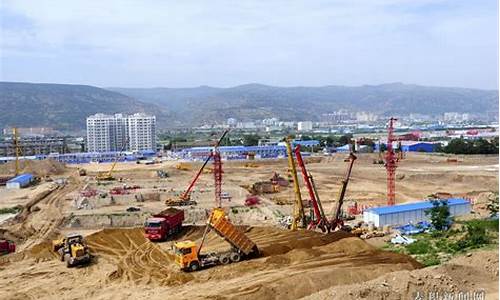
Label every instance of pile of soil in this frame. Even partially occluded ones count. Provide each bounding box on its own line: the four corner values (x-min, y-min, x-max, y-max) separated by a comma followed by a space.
0, 159, 66, 176
303, 249, 499, 300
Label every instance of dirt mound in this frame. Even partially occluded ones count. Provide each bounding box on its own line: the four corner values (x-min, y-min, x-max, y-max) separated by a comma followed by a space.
248, 226, 353, 256
0, 240, 57, 266
0, 159, 66, 176
303, 249, 498, 300
86, 228, 193, 286
214, 235, 421, 300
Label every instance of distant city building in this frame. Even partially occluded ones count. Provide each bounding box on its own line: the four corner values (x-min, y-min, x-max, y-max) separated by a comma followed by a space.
297, 121, 313, 132
262, 118, 279, 126
443, 112, 470, 123
2, 127, 56, 136
355, 112, 378, 122
86, 113, 156, 152
0, 136, 68, 156
321, 110, 353, 124
279, 121, 295, 128
226, 118, 237, 127
236, 121, 256, 129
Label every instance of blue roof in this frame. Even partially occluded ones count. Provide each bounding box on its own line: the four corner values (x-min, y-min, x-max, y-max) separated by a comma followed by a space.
184, 145, 287, 153
293, 140, 320, 146
366, 198, 470, 215
7, 173, 34, 183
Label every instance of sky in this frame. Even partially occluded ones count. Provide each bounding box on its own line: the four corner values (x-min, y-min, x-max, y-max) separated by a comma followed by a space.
0, 0, 498, 89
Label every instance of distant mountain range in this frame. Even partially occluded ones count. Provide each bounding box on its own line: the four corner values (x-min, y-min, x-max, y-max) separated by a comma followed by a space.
0, 81, 497, 131
0, 82, 172, 131
110, 83, 498, 124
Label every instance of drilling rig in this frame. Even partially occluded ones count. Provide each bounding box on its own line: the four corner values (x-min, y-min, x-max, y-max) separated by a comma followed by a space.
294, 145, 329, 232
285, 140, 306, 231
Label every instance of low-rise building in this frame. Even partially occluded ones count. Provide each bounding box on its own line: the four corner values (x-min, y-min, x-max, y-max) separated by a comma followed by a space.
363, 198, 471, 227
6, 173, 34, 189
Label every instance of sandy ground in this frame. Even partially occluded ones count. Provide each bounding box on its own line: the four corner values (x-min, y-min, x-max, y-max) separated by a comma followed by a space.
58, 152, 499, 225
303, 248, 499, 300
0, 227, 421, 300
0, 153, 497, 299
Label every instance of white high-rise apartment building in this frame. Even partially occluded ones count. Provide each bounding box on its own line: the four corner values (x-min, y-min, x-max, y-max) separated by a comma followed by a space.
86, 114, 119, 152
86, 113, 156, 152
128, 113, 156, 151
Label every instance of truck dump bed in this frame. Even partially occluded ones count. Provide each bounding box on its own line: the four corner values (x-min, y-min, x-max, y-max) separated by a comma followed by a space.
208, 208, 258, 256
154, 208, 184, 224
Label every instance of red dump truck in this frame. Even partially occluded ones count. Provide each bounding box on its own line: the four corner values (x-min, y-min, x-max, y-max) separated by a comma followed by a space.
0, 239, 15, 255
144, 208, 184, 241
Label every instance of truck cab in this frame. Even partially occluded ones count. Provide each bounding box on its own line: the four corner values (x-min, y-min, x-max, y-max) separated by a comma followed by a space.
174, 240, 200, 271
0, 239, 15, 255
144, 217, 167, 241
144, 208, 184, 241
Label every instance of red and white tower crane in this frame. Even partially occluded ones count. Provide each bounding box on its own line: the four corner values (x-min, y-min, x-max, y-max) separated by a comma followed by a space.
385, 117, 398, 206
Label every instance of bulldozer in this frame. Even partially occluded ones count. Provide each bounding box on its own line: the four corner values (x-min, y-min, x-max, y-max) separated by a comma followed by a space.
175, 162, 192, 171
52, 233, 91, 268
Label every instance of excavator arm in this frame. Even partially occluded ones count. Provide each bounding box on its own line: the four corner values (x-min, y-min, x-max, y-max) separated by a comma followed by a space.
96, 138, 129, 181
331, 152, 357, 230
179, 130, 229, 202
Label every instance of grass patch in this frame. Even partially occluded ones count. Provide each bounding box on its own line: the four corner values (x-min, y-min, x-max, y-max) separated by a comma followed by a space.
406, 240, 433, 255
383, 218, 498, 266
0, 206, 22, 215
419, 253, 441, 267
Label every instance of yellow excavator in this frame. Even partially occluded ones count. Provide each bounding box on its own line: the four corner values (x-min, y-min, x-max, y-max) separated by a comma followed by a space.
96, 139, 128, 181
52, 233, 91, 268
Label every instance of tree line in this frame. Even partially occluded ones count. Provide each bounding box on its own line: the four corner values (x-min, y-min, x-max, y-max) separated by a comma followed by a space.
438, 137, 498, 155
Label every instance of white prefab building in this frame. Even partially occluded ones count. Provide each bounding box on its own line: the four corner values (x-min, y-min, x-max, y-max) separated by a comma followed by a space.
363, 198, 471, 227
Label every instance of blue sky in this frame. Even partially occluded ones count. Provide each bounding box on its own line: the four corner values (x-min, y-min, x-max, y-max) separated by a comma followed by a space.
0, 0, 498, 89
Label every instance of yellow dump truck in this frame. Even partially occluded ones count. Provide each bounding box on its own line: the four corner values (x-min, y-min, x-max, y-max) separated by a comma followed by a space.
52, 233, 91, 268
174, 208, 259, 271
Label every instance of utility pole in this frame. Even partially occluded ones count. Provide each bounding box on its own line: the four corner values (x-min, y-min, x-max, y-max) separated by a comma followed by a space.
13, 127, 20, 176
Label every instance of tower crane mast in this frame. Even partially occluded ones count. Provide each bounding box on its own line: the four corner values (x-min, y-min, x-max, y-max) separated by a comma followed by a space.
385, 117, 398, 206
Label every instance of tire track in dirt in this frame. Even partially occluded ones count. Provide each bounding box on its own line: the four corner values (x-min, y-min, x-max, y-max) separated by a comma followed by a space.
85, 228, 193, 286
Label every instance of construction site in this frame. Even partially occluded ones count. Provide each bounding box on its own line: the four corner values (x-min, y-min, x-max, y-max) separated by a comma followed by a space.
0, 125, 498, 300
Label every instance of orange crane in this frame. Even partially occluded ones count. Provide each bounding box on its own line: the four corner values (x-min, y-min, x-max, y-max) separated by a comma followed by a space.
330, 152, 357, 230
167, 130, 229, 206
293, 145, 329, 232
